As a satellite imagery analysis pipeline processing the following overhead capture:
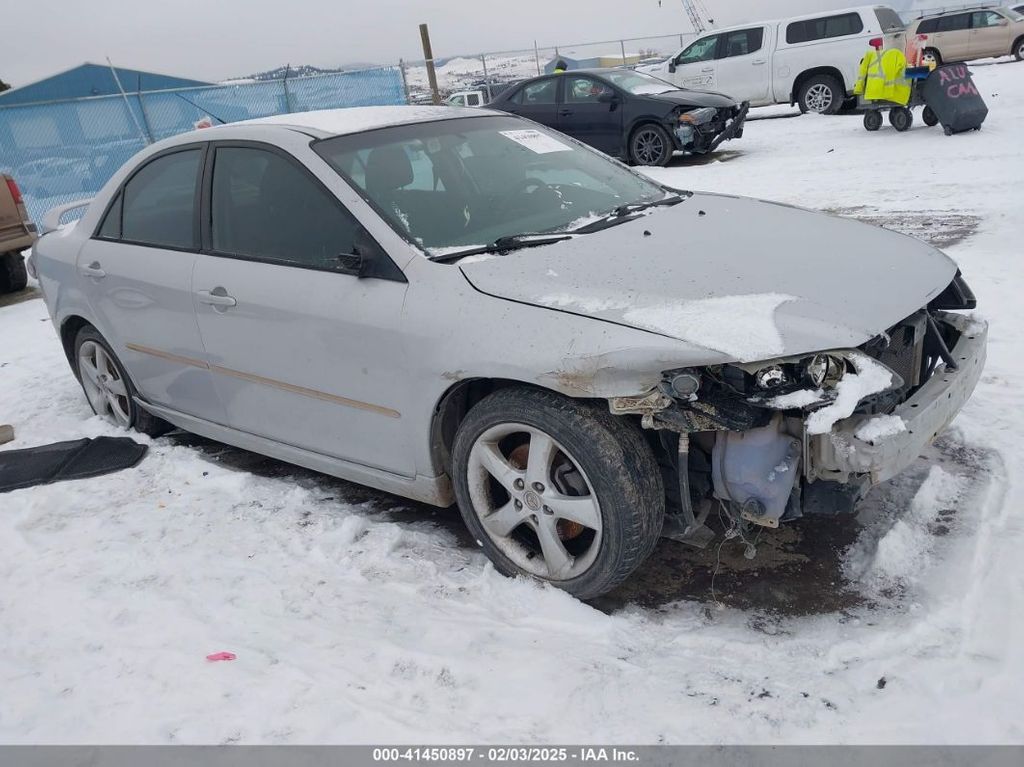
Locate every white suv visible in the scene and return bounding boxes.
[655,5,906,114]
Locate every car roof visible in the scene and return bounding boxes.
[911,5,1005,19]
[235,105,489,136]
[682,4,887,35]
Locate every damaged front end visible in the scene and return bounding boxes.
[609,275,987,546]
[674,102,749,155]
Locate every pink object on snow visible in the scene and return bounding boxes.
[205,651,237,662]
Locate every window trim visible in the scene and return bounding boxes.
[718,27,765,59]
[785,12,865,45]
[91,143,207,254]
[198,139,405,282]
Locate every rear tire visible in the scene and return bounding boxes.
[73,325,172,437]
[922,106,939,127]
[0,251,28,294]
[797,74,844,115]
[451,388,664,600]
[890,107,914,132]
[1014,37,1024,62]
[628,124,674,166]
[864,110,883,132]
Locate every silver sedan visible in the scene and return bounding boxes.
[32,106,986,599]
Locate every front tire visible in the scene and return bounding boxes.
[1014,37,1024,62]
[798,74,844,115]
[73,325,171,436]
[452,388,664,600]
[922,106,939,127]
[0,252,28,294]
[864,110,883,132]
[628,124,674,166]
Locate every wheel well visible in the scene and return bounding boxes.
[792,67,846,103]
[59,315,91,371]
[430,378,555,476]
[1013,35,1024,53]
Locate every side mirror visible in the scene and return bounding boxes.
[668,61,677,73]
[597,91,619,104]
[336,229,407,282]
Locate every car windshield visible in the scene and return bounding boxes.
[315,114,671,257]
[601,70,677,95]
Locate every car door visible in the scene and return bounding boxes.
[558,75,624,155]
[713,27,770,103]
[191,142,415,476]
[666,33,721,90]
[79,145,226,423]
[502,78,560,130]
[934,13,972,61]
[969,10,1010,59]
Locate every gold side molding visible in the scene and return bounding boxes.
[124,342,400,419]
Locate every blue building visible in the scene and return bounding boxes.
[0,63,212,106]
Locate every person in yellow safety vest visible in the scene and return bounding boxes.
[554,59,568,74]
[854,44,912,105]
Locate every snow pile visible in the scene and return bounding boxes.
[855,414,907,444]
[805,354,894,435]
[622,293,797,362]
[537,292,630,313]
[766,388,824,409]
[846,466,966,593]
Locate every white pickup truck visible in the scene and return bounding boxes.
[654,5,906,114]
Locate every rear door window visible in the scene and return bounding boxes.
[721,28,765,58]
[210,146,361,270]
[119,149,201,249]
[786,12,865,44]
[937,13,971,32]
[520,79,558,104]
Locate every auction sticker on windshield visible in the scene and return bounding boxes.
[500,129,572,154]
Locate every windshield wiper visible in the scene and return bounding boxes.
[432,232,574,263]
[571,193,688,235]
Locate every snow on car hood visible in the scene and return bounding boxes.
[459,193,958,364]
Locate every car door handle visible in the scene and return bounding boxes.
[196,288,237,308]
[559,108,574,116]
[752,59,767,65]
[701,67,715,72]
[81,261,106,279]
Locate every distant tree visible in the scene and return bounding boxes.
[0,78,10,93]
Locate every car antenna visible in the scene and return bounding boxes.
[173,93,228,125]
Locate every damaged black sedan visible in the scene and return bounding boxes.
[489,68,747,166]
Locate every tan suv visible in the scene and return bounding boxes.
[0,174,37,294]
[910,6,1024,65]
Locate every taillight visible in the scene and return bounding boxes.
[5,177,23,205]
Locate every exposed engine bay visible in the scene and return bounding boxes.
[609,273,986,548]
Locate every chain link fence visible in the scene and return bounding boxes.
[0,66,405,225]
[401,33,696,103]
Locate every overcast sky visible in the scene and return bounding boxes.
[5,0,927,87]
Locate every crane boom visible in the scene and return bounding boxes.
[680,0,715,33]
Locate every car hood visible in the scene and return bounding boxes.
[647,88,737,109]
[459,193,958,364]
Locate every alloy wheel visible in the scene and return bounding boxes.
[804,83,834,113]
[633,128,666,165]
[78,340,132,428]
[466,423,603,581]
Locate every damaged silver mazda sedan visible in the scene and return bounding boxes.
[32,106,987,599]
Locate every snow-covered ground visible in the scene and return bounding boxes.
[2,60,1023,745]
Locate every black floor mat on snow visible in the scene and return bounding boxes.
[0,437,148,493]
